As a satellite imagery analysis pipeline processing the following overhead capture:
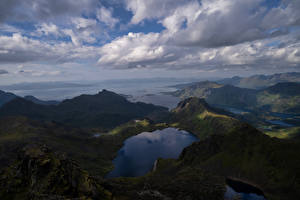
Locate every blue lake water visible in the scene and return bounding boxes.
[225,186,266,200]
[106,128,198,178]
[225,178,266,200]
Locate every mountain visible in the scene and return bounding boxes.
[0,90,168,129]
[108,98,300,200]
[24,95,59,105]
[170,81,300,114]
[169,81,257,108]
[0,90,59,107]
[0,90,17,107]
[0,97,300,200]
[171,81,223,99]
[170,97,243,139]
[218,72,300,89]
[256,82,300,113]
[178,123,300,200]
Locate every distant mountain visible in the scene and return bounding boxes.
[24,95,59,105]
[171,81,223,99]
[218,72,300,89]
[0,90,17,107]
[170,81,257,108]
[0,90,59,107]
[0,90,168,129]
[256,82,300,113]
[169,81,300,114]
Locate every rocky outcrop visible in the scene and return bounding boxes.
[0,144,111,200]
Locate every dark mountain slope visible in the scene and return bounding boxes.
[24,95,59,105]
[206,85,257,108]
[0,90,168,129]
[0,90,17,107]
[179,124,300,200]
[0,90,59,107]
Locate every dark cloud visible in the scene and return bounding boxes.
[0,0,98,23]
[0,69,8,75]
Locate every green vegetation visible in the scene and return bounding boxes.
[170,97,243,139]
[0,116,168,177]
[264,127,300,139]
[1,92,300,200]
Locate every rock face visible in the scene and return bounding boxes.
[0,145,111,200]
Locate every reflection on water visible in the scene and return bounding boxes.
[106,128,198,178]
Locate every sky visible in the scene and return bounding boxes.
[0,0,299,84]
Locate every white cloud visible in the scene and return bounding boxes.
[61,17,101,46]
[97,29,300,71]
[125,0,300,48]
[125,0,188,24]
[0,33,100,63]
[97,7,119,28]
[33,23,60,37]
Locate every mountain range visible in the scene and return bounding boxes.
[0,73,300,200]
[170,81,300,114]
[217,72,300,89]
[0,90,168,129]
[0,90,59,107]
[0,97,299,200]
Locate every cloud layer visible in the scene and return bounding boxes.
[0,0,299,81]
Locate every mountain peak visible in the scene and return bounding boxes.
[173,97,215,115]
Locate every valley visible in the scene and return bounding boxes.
[0,72,299,200]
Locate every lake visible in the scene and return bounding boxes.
[106,128,198,178]
[225,178,266,200]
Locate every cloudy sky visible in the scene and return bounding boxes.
[0,0,299,84]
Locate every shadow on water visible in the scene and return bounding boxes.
[225,178,266,200]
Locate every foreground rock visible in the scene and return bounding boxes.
[0,144,111,200]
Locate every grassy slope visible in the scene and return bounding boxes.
[170,97,243,139]
[0,116,168,177]
[264,126,300,139]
